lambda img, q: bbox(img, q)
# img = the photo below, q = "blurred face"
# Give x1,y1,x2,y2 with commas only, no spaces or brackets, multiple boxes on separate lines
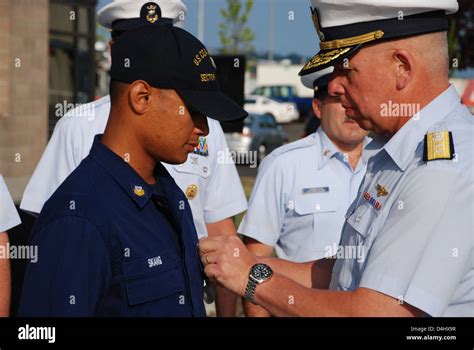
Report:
328,45,398,136
313,94,367,148
138,87,209,164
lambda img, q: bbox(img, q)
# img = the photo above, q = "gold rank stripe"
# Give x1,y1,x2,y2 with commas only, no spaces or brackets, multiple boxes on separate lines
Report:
426,131,452,161
319,30,385,50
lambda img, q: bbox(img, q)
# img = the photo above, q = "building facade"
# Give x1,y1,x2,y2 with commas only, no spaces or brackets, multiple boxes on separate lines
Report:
0,0,96,202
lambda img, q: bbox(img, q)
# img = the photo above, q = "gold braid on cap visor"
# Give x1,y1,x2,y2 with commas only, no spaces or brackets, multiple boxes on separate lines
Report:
319,30,385,50
302,47,351,71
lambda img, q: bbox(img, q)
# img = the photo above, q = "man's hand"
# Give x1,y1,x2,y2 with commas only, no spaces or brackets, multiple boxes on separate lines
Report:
199,235,258,297
242,237,273,317
206,218,240,317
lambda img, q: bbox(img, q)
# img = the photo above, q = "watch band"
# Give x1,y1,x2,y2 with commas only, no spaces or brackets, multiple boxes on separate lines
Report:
244,277,258,304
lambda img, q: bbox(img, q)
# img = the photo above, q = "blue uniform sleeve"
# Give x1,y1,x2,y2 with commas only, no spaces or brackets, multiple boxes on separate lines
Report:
18,216,111,316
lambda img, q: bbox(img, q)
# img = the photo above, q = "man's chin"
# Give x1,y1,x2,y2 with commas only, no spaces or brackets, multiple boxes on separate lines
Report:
161,153,189,165
177,153,190,165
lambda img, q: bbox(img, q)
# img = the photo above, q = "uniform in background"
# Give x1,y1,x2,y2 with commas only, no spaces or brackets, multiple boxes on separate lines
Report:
239,68,369,262
239,129,368,262
0,175,21,233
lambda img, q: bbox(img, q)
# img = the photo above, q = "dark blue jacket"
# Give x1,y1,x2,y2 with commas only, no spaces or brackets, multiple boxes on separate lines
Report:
18,135,206,317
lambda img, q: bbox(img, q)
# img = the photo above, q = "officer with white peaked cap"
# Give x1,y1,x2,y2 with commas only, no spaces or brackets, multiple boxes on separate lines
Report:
199,0,473,317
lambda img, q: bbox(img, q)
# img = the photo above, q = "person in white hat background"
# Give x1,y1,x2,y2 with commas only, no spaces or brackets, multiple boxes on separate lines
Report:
20,0,247,317
0,174,21,316
239,67,369,317
199,0,473,317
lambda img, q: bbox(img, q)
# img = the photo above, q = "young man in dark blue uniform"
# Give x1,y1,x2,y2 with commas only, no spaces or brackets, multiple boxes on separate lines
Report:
18,3,247,317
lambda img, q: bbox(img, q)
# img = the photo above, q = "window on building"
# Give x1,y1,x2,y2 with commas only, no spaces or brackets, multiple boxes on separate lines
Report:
48,0,96,136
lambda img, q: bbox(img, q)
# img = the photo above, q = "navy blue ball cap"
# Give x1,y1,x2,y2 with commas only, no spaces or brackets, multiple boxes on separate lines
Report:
110,24,248,122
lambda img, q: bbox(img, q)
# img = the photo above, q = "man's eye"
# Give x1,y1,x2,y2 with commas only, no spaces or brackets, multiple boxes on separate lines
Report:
335,65,353,76
342,68,353,75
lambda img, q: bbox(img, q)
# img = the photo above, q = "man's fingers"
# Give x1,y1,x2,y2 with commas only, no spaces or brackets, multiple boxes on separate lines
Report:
200,252,217,266
199,237,223,254
204,263,219,280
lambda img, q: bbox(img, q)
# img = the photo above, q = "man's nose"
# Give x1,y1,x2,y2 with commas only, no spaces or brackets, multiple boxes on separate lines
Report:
193,113,209,136
328,75,345,97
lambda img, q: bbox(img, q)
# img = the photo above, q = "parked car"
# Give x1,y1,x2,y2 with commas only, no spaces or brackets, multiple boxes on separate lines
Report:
244,95,299,124
252,85,313,119
225,113,288,164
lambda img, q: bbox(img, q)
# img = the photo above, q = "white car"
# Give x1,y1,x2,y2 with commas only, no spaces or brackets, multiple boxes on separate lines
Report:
244,95,299,124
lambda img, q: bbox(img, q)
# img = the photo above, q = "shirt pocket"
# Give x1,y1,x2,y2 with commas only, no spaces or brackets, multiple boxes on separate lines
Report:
123,250,185,306
173,154,210,179
294,191,342,254
337,201,379,290
346,197,379,243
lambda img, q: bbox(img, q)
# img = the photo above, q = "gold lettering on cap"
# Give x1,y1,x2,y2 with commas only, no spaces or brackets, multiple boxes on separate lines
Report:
194,49,209,66
200,73,216,82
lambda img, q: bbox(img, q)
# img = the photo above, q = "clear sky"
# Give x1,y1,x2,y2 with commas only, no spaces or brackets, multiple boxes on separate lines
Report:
96,0,320,58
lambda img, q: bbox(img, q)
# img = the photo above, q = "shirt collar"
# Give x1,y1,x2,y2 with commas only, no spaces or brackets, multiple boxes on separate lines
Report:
317,127,342,170
317,127,371,171
383,85,460,171
89,135,176,209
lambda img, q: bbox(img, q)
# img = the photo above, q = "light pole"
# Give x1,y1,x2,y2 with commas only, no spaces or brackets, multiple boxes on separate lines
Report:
268,0,275,61
198,0,205,42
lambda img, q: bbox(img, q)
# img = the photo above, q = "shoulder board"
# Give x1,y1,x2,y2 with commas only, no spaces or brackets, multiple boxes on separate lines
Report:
423,131,455,162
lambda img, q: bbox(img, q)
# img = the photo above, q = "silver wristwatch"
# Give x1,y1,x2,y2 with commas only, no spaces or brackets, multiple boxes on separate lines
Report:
244,263,273,304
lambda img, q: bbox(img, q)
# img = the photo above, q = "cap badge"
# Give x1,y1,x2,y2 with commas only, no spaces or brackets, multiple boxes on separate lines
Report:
141,2,161,24
310,7,325,41
146,4,159,23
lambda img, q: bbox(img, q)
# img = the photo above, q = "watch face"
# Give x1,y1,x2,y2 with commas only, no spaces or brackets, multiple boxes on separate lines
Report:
251,264,273,283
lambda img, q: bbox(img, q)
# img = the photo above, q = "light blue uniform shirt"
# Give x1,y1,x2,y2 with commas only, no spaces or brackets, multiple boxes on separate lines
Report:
239,128,368,262
330,86,474,317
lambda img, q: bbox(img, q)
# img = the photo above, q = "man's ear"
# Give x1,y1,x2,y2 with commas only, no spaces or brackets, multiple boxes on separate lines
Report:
312,98,323,120
393,49,413,90
129,80,152,115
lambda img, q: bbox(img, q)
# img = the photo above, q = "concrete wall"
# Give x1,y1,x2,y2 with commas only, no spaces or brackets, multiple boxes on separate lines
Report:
0,0,49,202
